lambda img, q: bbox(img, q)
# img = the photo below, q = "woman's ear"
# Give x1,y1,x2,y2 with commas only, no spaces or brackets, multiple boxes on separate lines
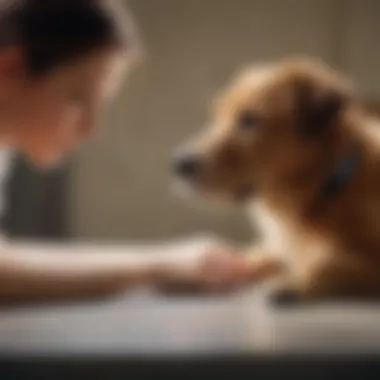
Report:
295,77,350,139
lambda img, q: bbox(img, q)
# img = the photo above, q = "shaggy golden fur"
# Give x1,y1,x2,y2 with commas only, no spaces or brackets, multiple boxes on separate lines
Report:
175,57,380,303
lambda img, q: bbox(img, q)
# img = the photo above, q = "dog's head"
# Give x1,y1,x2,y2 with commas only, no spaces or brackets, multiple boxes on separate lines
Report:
172,57,354,203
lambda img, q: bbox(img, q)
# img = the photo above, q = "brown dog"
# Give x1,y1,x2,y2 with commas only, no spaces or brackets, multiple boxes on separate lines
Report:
173,56,380,304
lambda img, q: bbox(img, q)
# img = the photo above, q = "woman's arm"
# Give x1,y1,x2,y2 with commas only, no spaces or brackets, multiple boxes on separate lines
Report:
0,239,253,303
0,241,159,303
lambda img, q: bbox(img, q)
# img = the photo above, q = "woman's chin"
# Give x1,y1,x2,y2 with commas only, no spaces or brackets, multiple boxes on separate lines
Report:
25,151,65,171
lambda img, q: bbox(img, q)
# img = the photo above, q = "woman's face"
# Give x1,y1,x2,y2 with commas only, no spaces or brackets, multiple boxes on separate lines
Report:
2,48,126,168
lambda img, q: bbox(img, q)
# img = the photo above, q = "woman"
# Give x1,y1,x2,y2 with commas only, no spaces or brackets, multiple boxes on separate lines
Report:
0,0,254,303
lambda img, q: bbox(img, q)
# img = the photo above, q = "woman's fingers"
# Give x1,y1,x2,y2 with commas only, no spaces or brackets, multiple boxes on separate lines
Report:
153,244,256,294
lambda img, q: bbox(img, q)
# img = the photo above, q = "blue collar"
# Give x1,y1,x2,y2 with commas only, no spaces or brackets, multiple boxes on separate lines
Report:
318,144,362,202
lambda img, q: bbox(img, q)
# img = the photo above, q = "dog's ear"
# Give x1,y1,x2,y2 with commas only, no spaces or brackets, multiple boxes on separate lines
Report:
295,78,349,139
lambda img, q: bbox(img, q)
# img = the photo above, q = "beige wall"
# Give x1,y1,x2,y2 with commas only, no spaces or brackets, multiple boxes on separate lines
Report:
69,0,380,242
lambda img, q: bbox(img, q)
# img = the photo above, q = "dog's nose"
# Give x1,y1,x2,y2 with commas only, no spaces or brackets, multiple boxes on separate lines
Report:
173,153,200,178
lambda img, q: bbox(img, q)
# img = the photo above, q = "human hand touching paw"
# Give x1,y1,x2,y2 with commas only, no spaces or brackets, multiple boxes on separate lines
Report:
152,238,259,294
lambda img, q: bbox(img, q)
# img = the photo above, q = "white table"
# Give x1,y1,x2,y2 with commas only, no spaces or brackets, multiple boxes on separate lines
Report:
0,238,379,378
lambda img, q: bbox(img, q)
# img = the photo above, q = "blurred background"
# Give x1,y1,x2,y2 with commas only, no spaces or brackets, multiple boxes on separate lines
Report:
3,0,380,244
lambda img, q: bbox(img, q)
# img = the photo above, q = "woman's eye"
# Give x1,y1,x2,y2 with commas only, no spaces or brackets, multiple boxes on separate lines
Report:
69,90,90,105
70,95,85,105
237,111,260,130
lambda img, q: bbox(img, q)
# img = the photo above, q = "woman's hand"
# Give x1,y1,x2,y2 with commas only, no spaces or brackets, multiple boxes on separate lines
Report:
151,239,254,294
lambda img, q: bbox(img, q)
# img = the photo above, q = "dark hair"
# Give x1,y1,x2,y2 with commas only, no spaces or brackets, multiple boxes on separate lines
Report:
0,0,134,75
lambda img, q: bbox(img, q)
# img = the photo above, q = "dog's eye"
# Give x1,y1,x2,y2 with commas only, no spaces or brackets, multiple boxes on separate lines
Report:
237,111,260,131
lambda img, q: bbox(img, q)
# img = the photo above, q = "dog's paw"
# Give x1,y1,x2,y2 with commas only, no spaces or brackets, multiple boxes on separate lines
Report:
262,279,307,308
269,286,302,307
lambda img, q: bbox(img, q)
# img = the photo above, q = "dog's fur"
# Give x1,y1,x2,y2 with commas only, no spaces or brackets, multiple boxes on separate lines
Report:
176,57,380,303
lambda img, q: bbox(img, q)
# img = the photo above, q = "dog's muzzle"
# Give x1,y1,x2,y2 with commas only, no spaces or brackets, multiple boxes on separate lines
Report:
172,152,202,180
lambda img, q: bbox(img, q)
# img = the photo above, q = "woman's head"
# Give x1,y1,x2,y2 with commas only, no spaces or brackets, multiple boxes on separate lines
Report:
0,0,136,167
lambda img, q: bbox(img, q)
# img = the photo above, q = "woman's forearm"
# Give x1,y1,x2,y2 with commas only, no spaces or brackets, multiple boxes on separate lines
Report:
0,238,251,303
0,241,160,303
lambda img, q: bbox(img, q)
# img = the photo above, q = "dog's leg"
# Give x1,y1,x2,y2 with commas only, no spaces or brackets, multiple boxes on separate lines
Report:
268,255,380,306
